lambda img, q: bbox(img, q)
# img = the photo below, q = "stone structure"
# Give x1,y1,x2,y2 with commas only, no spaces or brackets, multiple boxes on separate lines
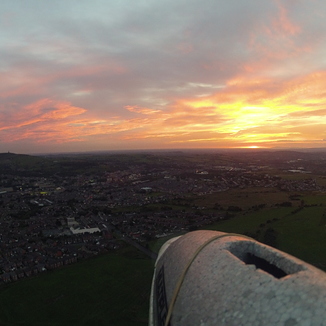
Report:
150,230,326,326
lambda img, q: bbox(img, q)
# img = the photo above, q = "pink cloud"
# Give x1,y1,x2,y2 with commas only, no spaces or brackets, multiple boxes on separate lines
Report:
273,0,301,36
0,99,86,142
125,105,160,115
0,56,128,100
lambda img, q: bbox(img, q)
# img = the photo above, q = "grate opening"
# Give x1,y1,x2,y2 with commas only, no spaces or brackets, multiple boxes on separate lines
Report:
241,253,288,279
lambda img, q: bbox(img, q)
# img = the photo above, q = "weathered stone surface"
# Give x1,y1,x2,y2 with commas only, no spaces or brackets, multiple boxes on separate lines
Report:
150,230,326,326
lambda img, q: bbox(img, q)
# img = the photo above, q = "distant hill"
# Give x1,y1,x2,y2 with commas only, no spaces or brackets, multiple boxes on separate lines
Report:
0,153,44,163
1,149,326,177
0,152,45,165
0,153,54,176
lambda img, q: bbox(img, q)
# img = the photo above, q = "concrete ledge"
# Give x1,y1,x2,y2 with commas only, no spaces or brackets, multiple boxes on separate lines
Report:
150,230,326,326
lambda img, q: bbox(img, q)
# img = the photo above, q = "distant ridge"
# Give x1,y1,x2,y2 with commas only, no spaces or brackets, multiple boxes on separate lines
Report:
31,146,326,156
0,152,34,160
0,153,50,175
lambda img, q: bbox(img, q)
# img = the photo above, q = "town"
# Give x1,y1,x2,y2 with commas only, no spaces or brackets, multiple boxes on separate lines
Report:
1,150,326,283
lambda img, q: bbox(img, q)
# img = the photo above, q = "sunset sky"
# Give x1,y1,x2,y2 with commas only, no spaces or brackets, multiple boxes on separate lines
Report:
1,0,326,154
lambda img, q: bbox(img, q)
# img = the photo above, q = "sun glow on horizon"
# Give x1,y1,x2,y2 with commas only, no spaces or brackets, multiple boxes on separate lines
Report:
243,145,261,149
174,70,326,148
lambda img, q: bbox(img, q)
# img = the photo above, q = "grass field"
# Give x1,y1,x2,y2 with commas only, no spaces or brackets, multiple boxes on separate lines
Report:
0,246,154,326
192,187,296,210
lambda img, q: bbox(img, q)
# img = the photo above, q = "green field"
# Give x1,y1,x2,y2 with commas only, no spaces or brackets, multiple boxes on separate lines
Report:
0,247,154,326
193,187,326,210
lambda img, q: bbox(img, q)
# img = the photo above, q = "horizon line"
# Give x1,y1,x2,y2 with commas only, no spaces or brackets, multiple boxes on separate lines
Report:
2,146,326,156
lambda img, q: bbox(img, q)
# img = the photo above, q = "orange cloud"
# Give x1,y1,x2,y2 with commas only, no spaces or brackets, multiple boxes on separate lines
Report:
125,105,160,115
1,66,326,150
0,99,86,142
90,69,326,148
161,70,326,147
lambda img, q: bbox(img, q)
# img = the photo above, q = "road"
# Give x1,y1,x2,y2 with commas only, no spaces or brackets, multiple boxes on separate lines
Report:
112,226,158,260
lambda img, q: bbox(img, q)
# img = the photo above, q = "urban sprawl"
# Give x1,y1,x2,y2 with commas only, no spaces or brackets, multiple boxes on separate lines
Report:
1,151,325,283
